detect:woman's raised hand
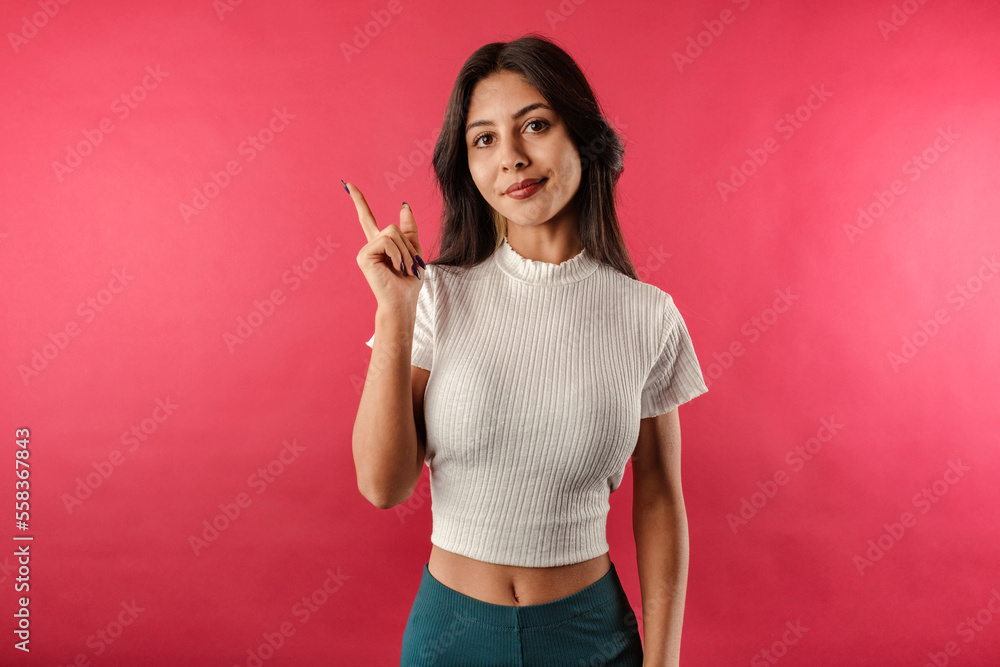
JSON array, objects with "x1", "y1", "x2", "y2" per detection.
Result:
[{"x1": 348, "y1": 181, "x2": 426, "y2": 310}]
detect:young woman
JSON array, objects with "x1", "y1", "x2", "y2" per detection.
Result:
[{"x1": 351, "y1": 34, "x2": 708, "y2": 667}]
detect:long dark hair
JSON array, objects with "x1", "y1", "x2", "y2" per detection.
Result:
[{"x1": 428, "y1": 33, "x2": 638, "y2": 280}]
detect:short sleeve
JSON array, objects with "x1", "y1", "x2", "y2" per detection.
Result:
[
  {"x1": 640, "y1": 296, "x2": 708, "y2": 419},
  {"x1": 364, "y1": 265, "x2": 434, "y2": 371}
]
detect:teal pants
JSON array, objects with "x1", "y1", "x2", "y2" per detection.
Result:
[{"x1": 400, "y1": 560, "x2": 644, "y2": 666}]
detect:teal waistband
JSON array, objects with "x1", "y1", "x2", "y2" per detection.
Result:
[{"x1": 418, "y1": 560, "x2": 624, "y2": 630}]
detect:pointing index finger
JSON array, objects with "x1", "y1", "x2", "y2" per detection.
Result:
[{"x1": 345, "y1": 182, "x2": 379, "y2": 242}]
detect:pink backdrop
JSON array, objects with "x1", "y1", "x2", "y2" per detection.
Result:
[{"x1": 3, "y1": 0, "x2": 999, "y2": 664}]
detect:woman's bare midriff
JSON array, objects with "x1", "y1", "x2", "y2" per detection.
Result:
[{"x1": 427, "y1": 544, "x2": 611, "y2": 607}]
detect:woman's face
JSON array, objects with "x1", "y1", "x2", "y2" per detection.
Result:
[{"x1": 465, "y1": 70, "x2": 582, "y2": 231}]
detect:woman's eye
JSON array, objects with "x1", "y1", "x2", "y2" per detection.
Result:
[{"x1": 472, "y1": 120, "x2": 549, "y2": 149}]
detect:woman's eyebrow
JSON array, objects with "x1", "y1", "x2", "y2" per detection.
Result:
[{"x1": 466, "y1": 102, "x2": 552, "y2": 133}]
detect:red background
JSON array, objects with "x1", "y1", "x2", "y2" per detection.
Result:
[{"x1": 2, "y1": 0, "x2": 999, "y2": 665}]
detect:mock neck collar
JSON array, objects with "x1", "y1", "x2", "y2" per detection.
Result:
[{"x1": 493, "y1": 235, "x2": 600, "y2": 285}]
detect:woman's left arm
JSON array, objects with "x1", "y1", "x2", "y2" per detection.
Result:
[{"x1": 631, "y1": 408, "x2": 689, "y2": 667}]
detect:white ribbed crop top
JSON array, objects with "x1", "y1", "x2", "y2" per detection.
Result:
[{"x1": 365, "y1": 235, "x2": 708, "y2": 567}]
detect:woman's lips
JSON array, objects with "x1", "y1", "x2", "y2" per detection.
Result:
[{"x1": 506, "y1": 178, "x2": 547, "y2": 199}]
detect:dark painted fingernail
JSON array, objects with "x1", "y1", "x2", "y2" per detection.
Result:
[
  {"x1": 400, "y1": 259, "x2": 408, "y2": 275},
  {"x1": 402, "y1": 201, "x2": 409, "y2": 209},
  {"x1": 341, "y1": 179, "x2": 350, "y2": 194},
  {"x1": 412, "y1": 263, "x2": 420, "y2": 279},
  {"x1": 415, "y1": 255, "x2": 426, "y2": 269}
]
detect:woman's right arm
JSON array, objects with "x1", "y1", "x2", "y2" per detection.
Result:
[
  {"x1": 346, "y1": 181, "x2": 428, "y2": 509},
  {"x1": 352, "y1": 308, "x2": 429, "y2": 509}
]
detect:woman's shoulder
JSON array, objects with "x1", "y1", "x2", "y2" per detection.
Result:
[{"x1": 594, "y1": 263, "x2": 676, "y2": 307}]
